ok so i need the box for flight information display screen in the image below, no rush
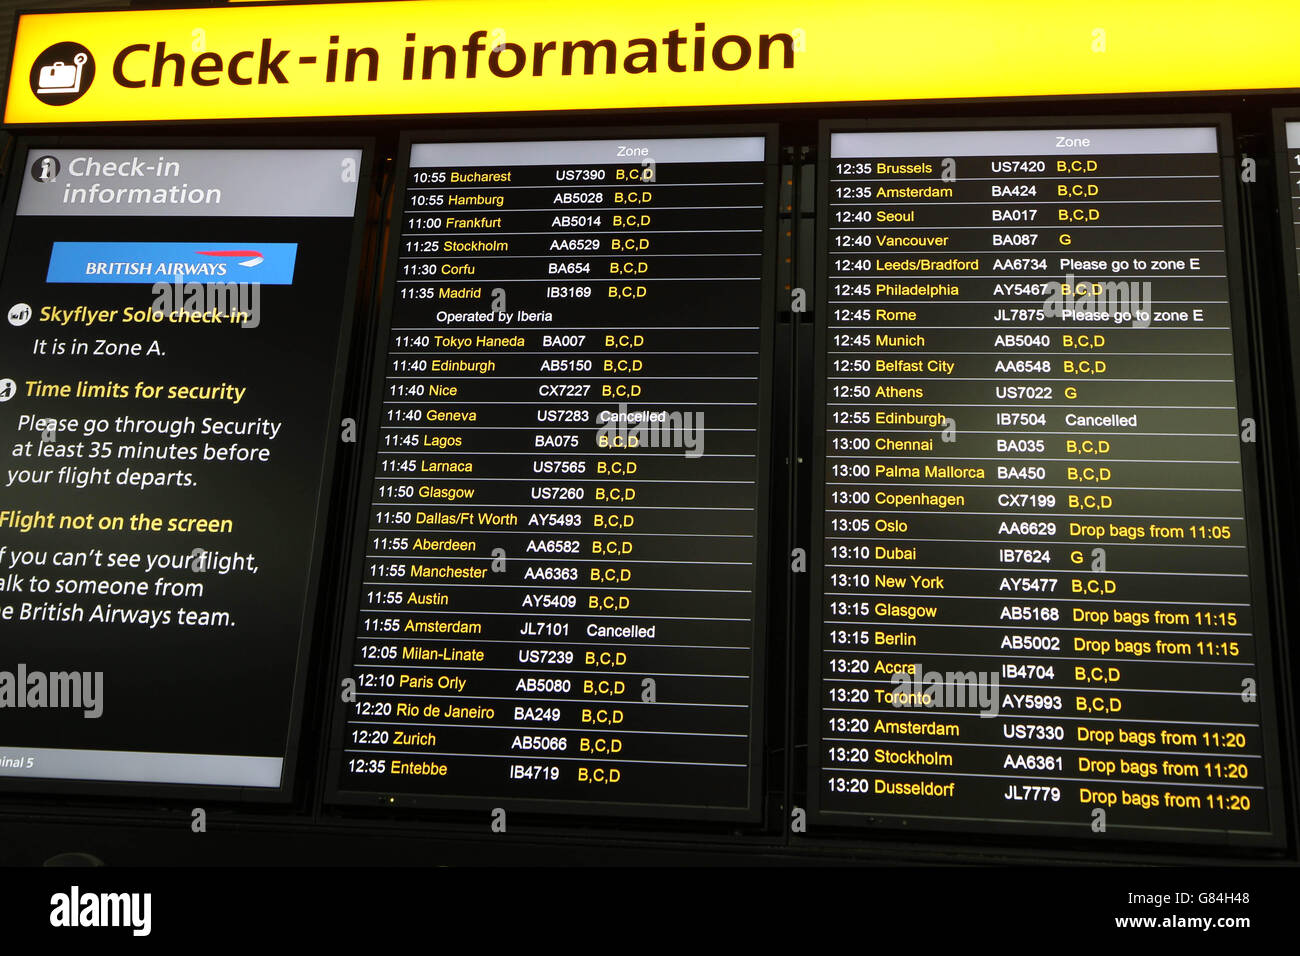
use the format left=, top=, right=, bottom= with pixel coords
left=0, top=143, right=366, bottom=792
left=331, top=132, right=775, bottom=818
left=1284, top=120, right=1300, bottom=293
left=811, top=122, right=1286, bottom=843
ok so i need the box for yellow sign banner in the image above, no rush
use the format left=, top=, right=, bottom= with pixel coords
left=6, top=0, right=1300, bottom=124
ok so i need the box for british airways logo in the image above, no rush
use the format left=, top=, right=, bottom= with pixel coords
left=46, top=241, right=297, bottom=283
left=198, top=249, right=265, bottom=267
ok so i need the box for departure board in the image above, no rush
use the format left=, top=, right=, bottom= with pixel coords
left=0, top=143, right=366, bottom=792
left=811, top=122, right=1285, bottom=843
left=331, top=132, right=775, bottom=818
left=1284, top=120, right=1300, bottom=299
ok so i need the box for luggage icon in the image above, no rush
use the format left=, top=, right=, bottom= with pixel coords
left=38, top=52, right=88, bottom=94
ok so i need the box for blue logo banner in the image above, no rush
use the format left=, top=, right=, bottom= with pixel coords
left=46, top=242, right=298, bottom=284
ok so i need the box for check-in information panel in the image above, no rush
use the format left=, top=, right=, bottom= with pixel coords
left=0, top=146, right=363, bottom=789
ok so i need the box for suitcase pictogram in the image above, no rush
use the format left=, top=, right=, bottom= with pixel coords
left=37, top=51, right=88, bottom=94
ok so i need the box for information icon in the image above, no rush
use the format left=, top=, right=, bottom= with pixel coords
left=0, top=378, right=17, bottom=402
left=8, top=303, right=32, bottom=327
